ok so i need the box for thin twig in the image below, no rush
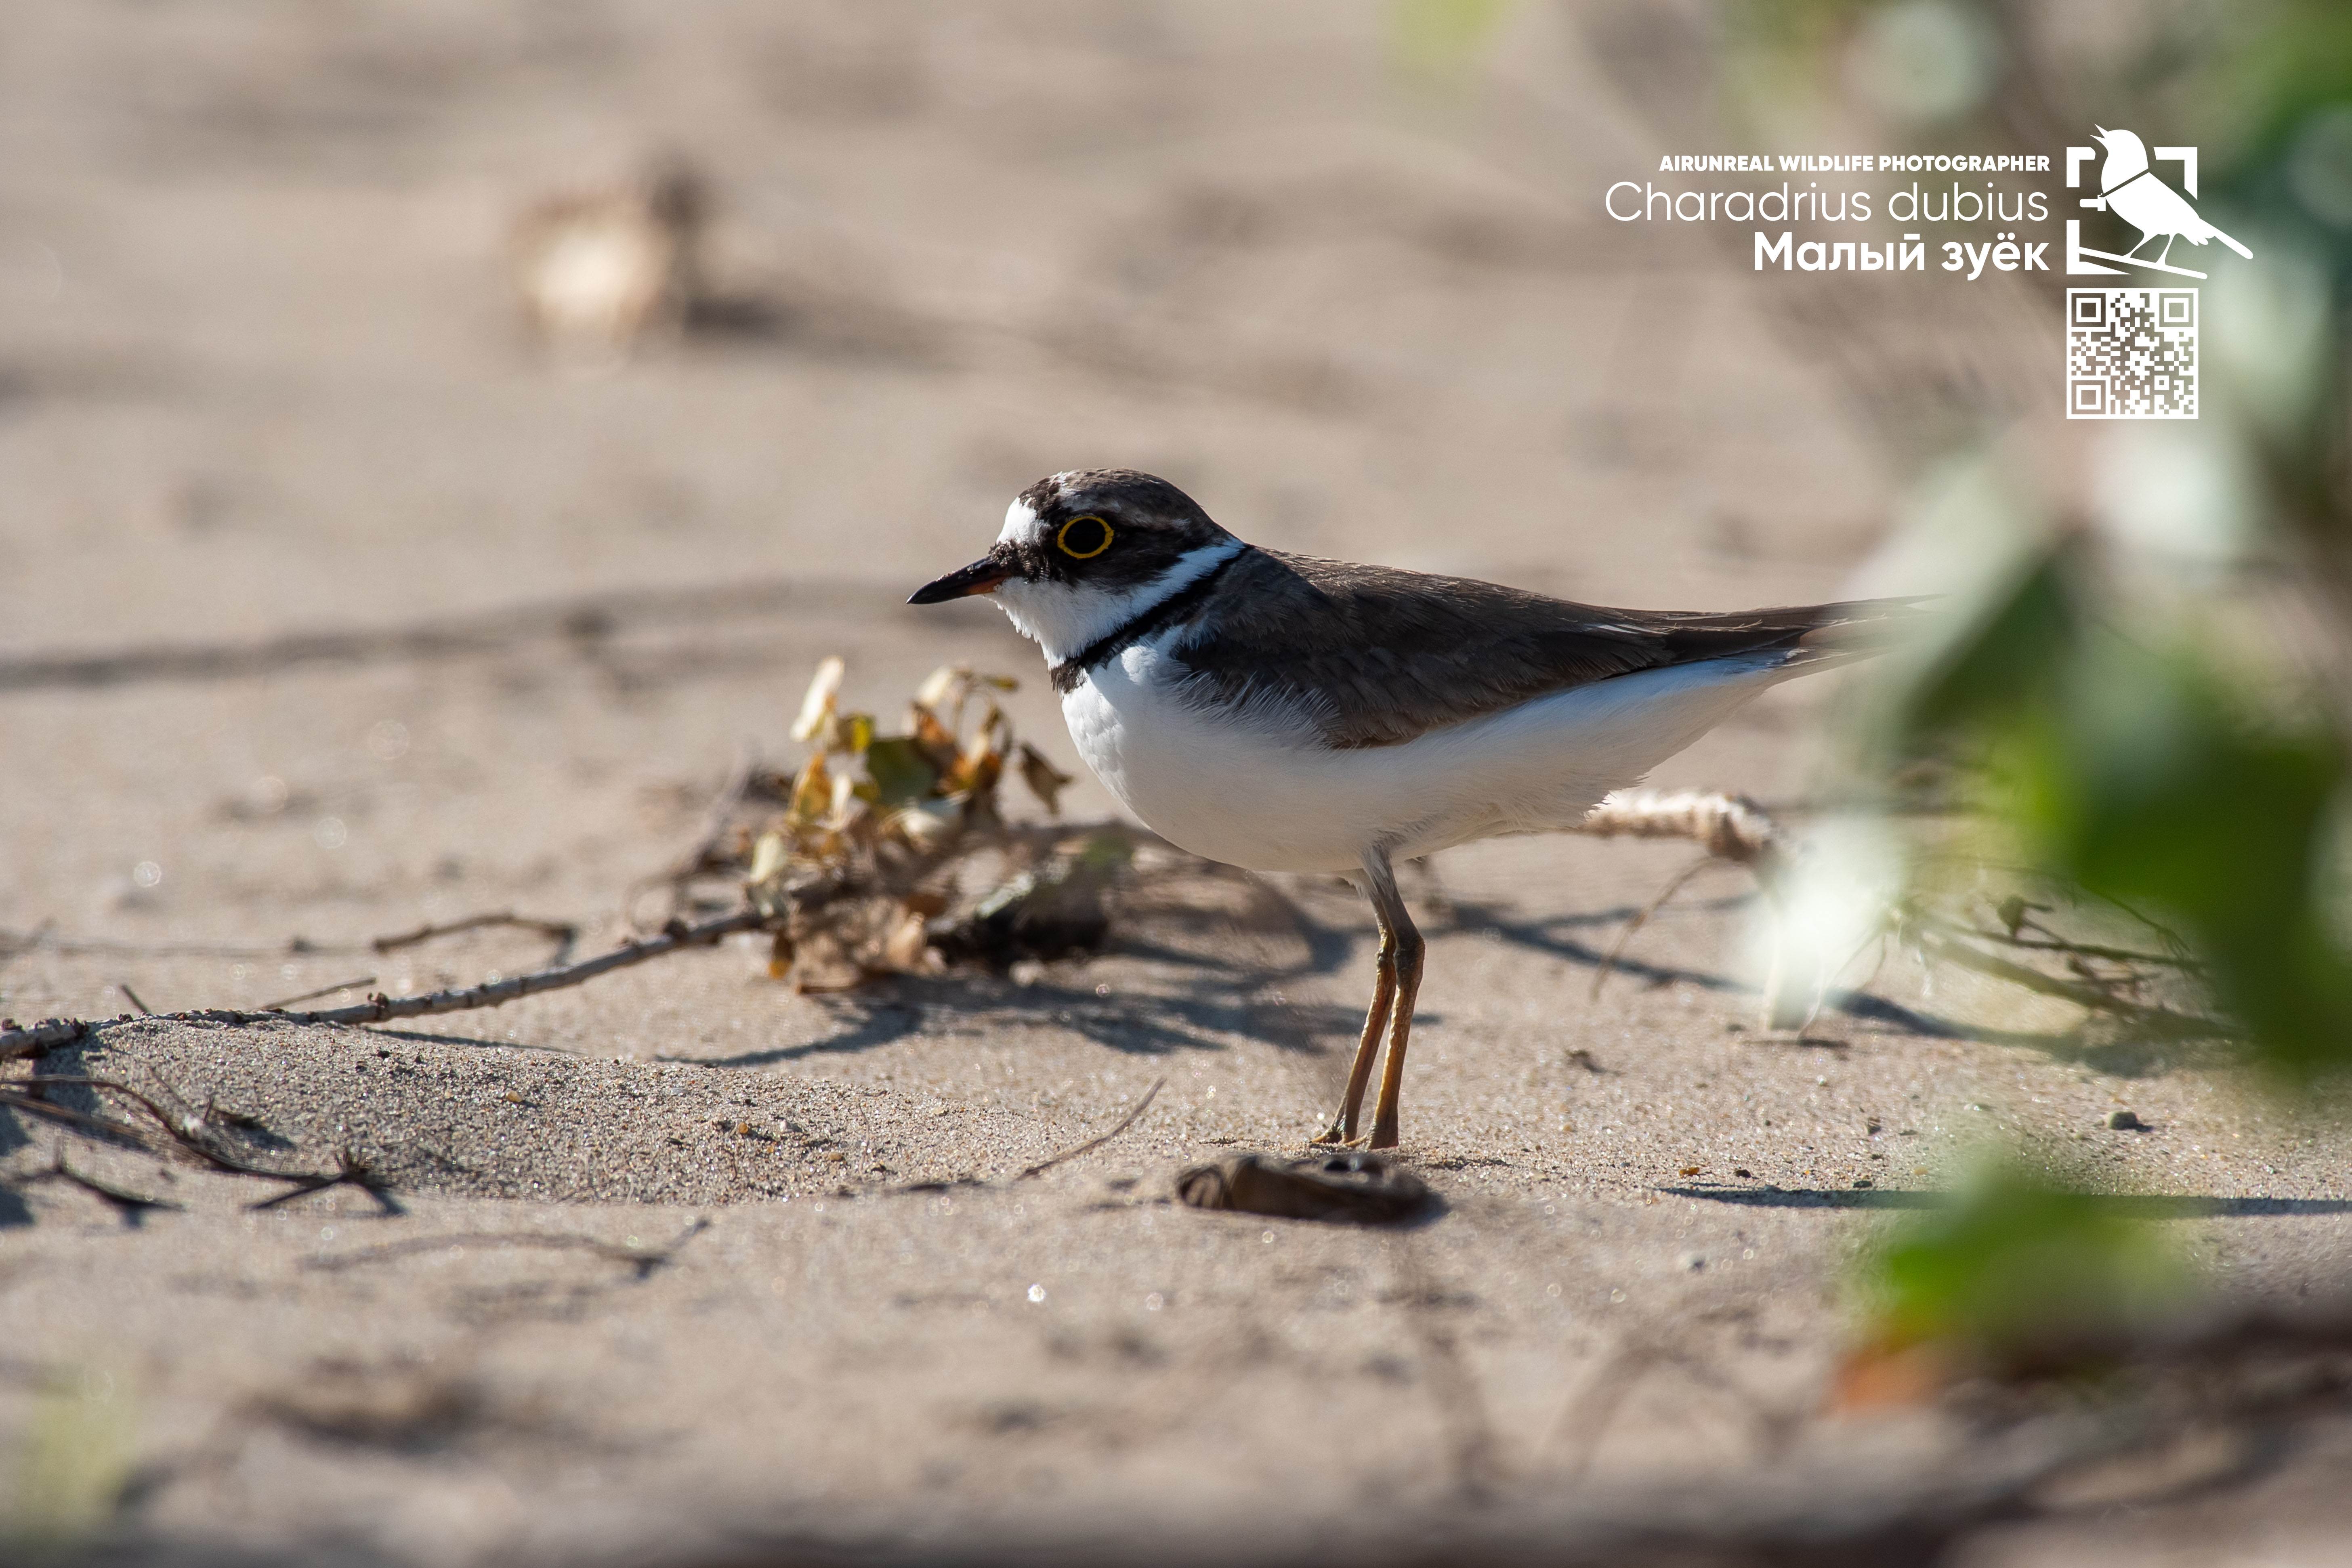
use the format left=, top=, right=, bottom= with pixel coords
left=1016, top=1079, right=1166, bottom=1180
left=1951, top=926, right=2205, bottom=970
left=1393, top=1240, right=1505, bottom=1501
left=0, top=908, right=769, bottom=1062
left=0, top=1091, right=153, bottom=1146
left=0, top=930, right=363, bottom=960
left=22, top=1075, right=205, bottom=1141
left=118, top=983, right=153, bottom=1016
left=1907, top=925, right=2231, bottom=1038
left=634, top=746, right=761, bottom=925
left=1541, top=1335, right=1785, bottom=1480
left=370, top=914, right=576, bottom=955
left=245, top=1148, right=399, bottom=1213
left=305, top=1217, right=708, bottom=1280
left=0, top=575, right=817, bottom=694
left=1591, top=854, right=1727, bottom=1001
left=28, top=1154, right=181, bottom=1216
left=258, top=976, right=377, bottom=1011
left=0, top=1079, right=339, bottom=1191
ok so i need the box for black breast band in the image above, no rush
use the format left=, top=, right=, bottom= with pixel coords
left=1048, top=545, right=1252, bottom=695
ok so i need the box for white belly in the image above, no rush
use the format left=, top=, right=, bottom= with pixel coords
left=1060, top=642, right=1795, bottom=875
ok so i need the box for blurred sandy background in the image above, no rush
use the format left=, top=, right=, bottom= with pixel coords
left=3, top=5, right=2348, bottom=1566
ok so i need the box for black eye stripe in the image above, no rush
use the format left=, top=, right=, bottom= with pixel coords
left=1056, top=515, right=1113, bottom=559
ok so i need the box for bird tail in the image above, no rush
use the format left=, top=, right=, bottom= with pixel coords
left=1648, top=596, right=1936, bottom=676
left=1783, top=596, right=1939, bottom=671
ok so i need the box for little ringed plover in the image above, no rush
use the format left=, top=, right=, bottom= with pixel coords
left=913, top=469, right=1916, bottom=1149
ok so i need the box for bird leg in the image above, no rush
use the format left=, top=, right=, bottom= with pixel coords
left=1314, top=854, right=1397, bottom=1146
left=2155, top=232, right=2177, bottom=268
left=1363, top=854, right=1426, bottom=1152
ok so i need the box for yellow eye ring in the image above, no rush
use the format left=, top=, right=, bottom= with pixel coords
left=1056, top=514, right=1113, bottom=560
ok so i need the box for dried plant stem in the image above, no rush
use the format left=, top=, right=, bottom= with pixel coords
left=0, top=909, right=767, bottom=1062
left=1905, top=921, right=2232, bottom=1039
left=29, top=1154, right=180, bottom=1215
left=1568, top=789, right=1790, bottom=874
left=307, top=1217, right=708, bottom=1279
left=637, top=746, right=761, bottom=923
left=1567, top=788, right=2233, bottom=1039
left=370, top=913, right=576, bottom=954
left=1574, top=791, right=1789, bottom=1003
left=1016, top=1078, right=1165, bottom=1180
left=1590, top=854, right=1734, bottom=1001
left=256, top=976, right=378, bottom=1012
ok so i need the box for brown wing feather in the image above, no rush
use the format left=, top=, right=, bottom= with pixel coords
left=1163, top=549, right=1921, bottom=750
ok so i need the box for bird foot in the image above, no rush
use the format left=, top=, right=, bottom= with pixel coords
left=1310, top=1111, right=1359, bottom=1145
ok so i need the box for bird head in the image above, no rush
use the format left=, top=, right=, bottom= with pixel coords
left=910, top=470, right=1240, bottom=659
left=2093, top=126, right=2150, bottom=170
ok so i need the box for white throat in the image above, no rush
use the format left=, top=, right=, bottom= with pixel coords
left=991, top=539, right=1243, bottom=665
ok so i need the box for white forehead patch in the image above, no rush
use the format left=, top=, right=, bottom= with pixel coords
left=997, top=498, right=1044, bottom=548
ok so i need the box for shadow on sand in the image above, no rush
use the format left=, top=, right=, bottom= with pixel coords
left=1661, top=1184, right=2352, bottom=1217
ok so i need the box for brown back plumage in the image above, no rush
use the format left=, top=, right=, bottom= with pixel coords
left=1160, top=549, right=1921, bottom=750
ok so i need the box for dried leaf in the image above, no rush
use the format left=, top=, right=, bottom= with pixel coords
left=791, top=656, right=846, bottom=742
left=863, top=737, right=941, bottom=807
left=890, top=799, right=963, bottom=851
left=1018, top=743, right=1076, bottom=815
left=744, top=830, right=796, bottom=919
left=882, top=907, right=931, bottom=971
left=786, top=751, right=832, bottom=825
left=944, top=720, right=1005, bottom=798
left=746, top=831, right=790, bottom=887
left=914, top=664, right=966, bottom=712
left=943, top=750, right=1003, bottom=802
left=827, top=770, right=865, bottom=827
left=786, top=928, right=864, bottom=992
left=909, top=704, right=960, bottom=767
left=727, top=655, right=1108, bottom=994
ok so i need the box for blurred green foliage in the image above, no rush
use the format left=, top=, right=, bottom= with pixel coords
left=8, top=1369, right=133, bottom=1546
left=1902, top=554, right=2352, bottom=1083
left=1863, top=1158, right=2190, bottom=1360
left=1388, top=0, right=1516, bottom=73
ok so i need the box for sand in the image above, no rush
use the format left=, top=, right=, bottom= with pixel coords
left=4, top=4, right=2349, bottom=1564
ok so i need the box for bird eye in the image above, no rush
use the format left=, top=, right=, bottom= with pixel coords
left=1056, top=515, right=1113, bottom=559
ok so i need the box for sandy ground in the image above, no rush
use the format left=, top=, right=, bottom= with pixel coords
left=4, top=4, right=2349, bottom=1564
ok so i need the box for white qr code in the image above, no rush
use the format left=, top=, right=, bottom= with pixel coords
left=2066, top=288, right=2197, bottom=420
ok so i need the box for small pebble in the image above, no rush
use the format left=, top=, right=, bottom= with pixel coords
left=1732, top=1167, right=1753, bottom=1179
left=2106, top=1108, right=2145, bottom=1131
left=1677, top=1251, right=1705, bottom=1272
left=1852, top=1177, right=1873, bottom=1189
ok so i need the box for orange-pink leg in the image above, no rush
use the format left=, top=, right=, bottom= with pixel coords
left=1312, top=849, right=1426, bottom=1149
left=1313, top=929, right=1396, bottom=1146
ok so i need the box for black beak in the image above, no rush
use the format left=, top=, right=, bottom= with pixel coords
left=909, top=553, right=1013, bottom=605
